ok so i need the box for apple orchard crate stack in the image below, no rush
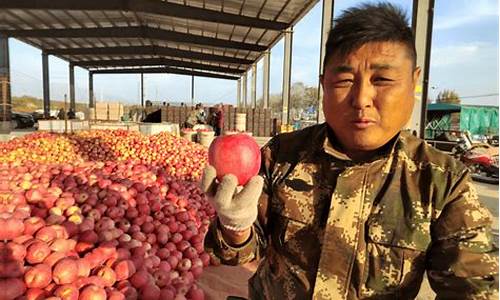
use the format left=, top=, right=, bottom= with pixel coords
left=0, top=129, right=220, bottom=299
left=161, top=105, right=275, bottom=136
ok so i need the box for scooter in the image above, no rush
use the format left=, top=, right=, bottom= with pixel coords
left=452, top=132, right=499, bottom=184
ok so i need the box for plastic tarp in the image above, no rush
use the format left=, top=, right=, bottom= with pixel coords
left=460, top=106, right=499, bottom=135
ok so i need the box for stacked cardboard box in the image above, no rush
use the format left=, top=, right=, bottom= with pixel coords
left=161, top=107, right=168, bottom=121
left=256, top=109, right=266, bottom=137
left=246, top=108, right=253, bottom=135
left=228, top=106, right=236, bottom=131
left=264, top=109, right=273, bottom=136
left=108, top=103, right=124, bottom=121
left=95, top=103, right=108, bottom=120
left=173, top=107, right=181, bottom=124
left=221, top=105, right=234, bottom=132
left=180, top=106, right=188, bottom=126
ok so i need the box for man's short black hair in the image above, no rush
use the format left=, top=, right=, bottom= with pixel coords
left=323, top=2, right=416, bottom=73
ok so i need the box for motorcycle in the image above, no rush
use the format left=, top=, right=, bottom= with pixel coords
left=452, top=132, right=499, bottom=184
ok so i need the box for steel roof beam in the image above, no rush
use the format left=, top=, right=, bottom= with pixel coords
left=1, top=26, right=267, bottom=52
left=90, top=67, right=239, bottom=80
left=46, top=46, right=253, bottom=65
left=74, top=58, right=245, bottom=74
left=0, top=0, right=288, bottom=30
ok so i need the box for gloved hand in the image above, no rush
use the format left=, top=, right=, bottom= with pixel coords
left=201, top=165, right=264, bottom=232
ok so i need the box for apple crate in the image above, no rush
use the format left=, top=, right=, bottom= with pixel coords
left=181, top=129, right=198, bottom=142
left=126, top=122, right=140, bottom=132
left=45, top=120, right=68, bottom=133
left=139, top=123, right=180, bottom=136
left=37, top=120, right=52, bottom=131
left=70, top=120, right=90, bottom=132
left=90, top=123, right=130, bottom=131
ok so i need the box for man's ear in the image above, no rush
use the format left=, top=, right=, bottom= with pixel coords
left=413, top=66, right=421, bottom=84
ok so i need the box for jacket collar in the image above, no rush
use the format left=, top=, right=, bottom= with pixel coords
left=318, top=123, right=402, bottom=164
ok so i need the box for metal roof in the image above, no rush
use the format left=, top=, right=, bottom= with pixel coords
left=0, top=0, right=319, bottom=80
left=427, top=103, right=462, bottom=112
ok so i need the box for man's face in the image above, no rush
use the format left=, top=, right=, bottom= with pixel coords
left=320, top=41, right=421, bottom=155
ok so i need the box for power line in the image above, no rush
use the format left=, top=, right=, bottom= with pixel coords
left=459, top=93, right=498, bottom=99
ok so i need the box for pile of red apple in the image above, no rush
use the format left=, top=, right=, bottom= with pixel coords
left=0, top=160, right=216, bottom=299
left=0, top=130, right=208, bottom=181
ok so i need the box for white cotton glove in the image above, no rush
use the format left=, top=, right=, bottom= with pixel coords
left=200, top=165, right=264, bottom=232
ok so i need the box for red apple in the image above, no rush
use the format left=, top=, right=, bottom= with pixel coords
left=0, top=277, right=26, bottom=299
left=26, top=241, right=51, bottom=264
left=52, top=258, right=79, bottom=284
left=24, top=263, right=52, bottom=288
left=208, top=133, right=261, bottom=185
left=79, top=284, right=106, bottom=300
left=53, top=284, right=79, bottom=300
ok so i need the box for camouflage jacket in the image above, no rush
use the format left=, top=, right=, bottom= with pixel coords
left=204, top=124, right=498, bottom=300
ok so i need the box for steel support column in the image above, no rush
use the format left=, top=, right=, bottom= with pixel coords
left=191, top=75, right=195, bottom=105
left=262, top=51, right=270, bottom=109
left=42, top=51, right=50, bottom=119
left=0, top=34, right=11, bottom=133
left=69, top=63, right=75, bottom=111
left=141, top=73, right=144, bottom=106
left=242, top=73, right=247, bottom=108
left=251, top=64, right=257, bottom=108
left=411, top=0, right=434, bottom=138
left=88, top=72, right=94, bottom=108
left=281, top=28, right=293, bottom=125
left=237, top=79, right=241, bottom=107
left=317, top=0, right=334, bottom=124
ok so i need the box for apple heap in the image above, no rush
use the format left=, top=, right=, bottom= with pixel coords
left=1, top=130, right=208, bottom=181
left=0, top=160, right=217, bottom=300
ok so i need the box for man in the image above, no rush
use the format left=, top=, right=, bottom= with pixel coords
left=186, top=103, right=204, bottom=128
left=202, top=3, right=498, bottom=300
left=196, top=103, right=207, bottom=124
left=211, top=103, right=224, bottom=136
left=67, top=108, right=76, bottom=120
left=57, top=108, right=65, bottom=120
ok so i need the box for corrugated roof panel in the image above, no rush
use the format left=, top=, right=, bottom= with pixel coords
left=240, top=1, right=266, bottom=18
left=220, top=0, right=244, bottom=15
left=1, top=0, right=319, bottom=76
left=276, top=0, right=315, bottom=23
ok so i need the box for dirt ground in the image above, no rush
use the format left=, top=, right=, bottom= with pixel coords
left=197, top=181, right=498, bottom=300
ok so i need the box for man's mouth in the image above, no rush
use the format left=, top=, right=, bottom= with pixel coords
left=351, top=118, right=377, bottom=129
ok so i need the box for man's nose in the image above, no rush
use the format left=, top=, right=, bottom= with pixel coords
left=350, top=81, right=375, bottom=109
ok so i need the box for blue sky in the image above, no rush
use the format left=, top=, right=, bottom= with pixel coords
left=8, top=0, right=499, bottom=107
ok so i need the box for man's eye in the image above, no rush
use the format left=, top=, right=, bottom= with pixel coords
left=373, top=77, right=393, bottom=82
left=333, top=79, right=353, bottom=87
left=373, top=77, right=394, bottom=85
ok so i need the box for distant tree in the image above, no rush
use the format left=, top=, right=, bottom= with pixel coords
left=262, top=82, right=320, bottom=119
left=436, top=89, right=461, bottom=104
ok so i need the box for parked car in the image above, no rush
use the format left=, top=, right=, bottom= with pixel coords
left=11, top=112, right=35, bottom=129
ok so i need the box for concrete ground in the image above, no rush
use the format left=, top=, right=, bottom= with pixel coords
left=0, top=128, right=36, bottom=141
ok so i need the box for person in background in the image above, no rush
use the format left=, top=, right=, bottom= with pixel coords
left=212, top=103, right=224, bottom=136
left=186, top=103, right=203, bottom=128
left=196, top=103, right=207, bottom=124
left=67, top=108, right=76, bottom=120
left=201, top=3, right=498, bottom=299
left=57, top=108, right=65, bottom=120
